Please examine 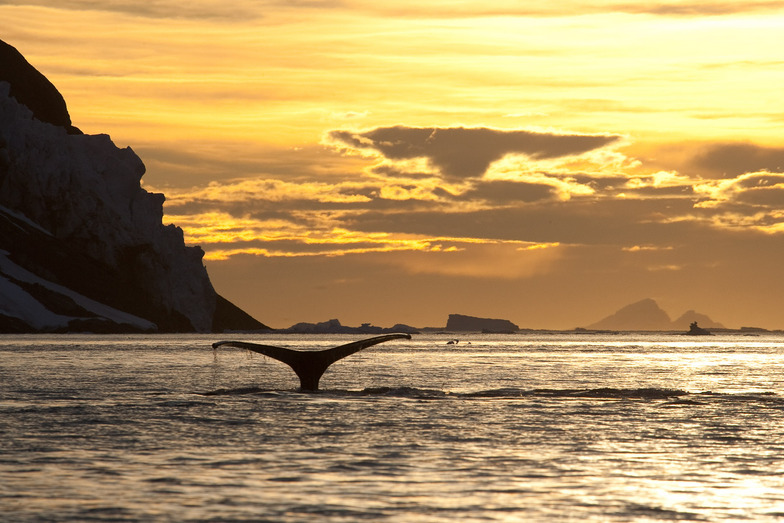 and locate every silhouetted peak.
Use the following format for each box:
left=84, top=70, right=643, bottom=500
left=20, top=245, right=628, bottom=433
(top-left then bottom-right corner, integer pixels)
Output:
left=587, top=299, right=723, bottom=331
left=587, top=298, right=671, bottom=331
left=673, top=310, right=724, bottom=330
left=0, top=39, right=81, bottom=134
